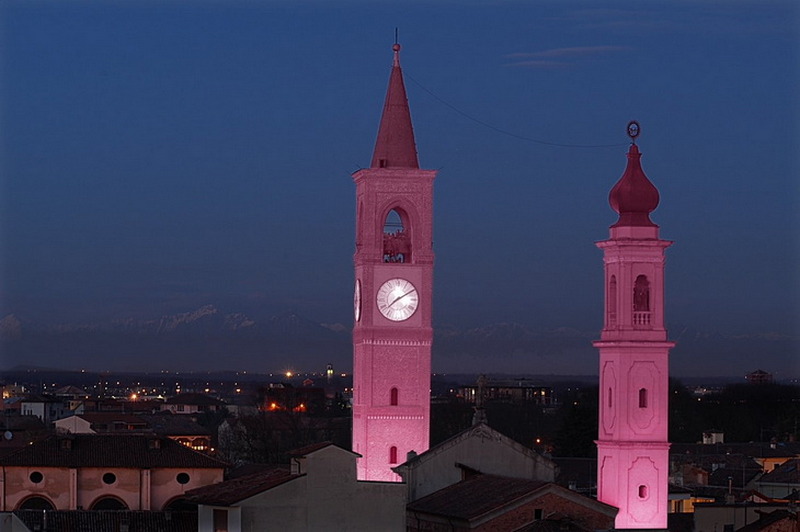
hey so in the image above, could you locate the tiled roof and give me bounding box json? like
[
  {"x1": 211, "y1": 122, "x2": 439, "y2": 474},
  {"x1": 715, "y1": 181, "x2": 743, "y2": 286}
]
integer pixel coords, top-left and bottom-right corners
[
  {"x1": 75, "y1": 412, "x2": 148, "y2": 425},
  {"x1": 185, "y1": 468, "x2": 298, "y2": 506},
  {"x1": 0, "y1": 414, "x2": 46, "y2": 431},
  {"x1": 288, "y1": 441, "x2": 335, "y2": 457},
  {"x1": 164, "y1": 393, "x2": 225, "y2": 406},
  {"x1": 759, "y1": 458, "x2": 800, "y2": 485},
  {"x1": 671, "y1": 442, "x2": 800, "y2": 460},
  {"x1": 708, "y1": 462, "x2": 763, "y2": 488},
  {"x1": 139, "y1": 414, "x2": 211, "y2": 436},
  {"x1": 407, "y1": 474, "x2": 550, "y2": 521},
  {"x1": 737, "y1": 509, "x2": 795, "y2": 532},
  {"x1": 0, "y1": 434, "x2": 226, "y2": 469},
  {"x1": 15, "y1": 509, "x2": 197, "y2": 532}
]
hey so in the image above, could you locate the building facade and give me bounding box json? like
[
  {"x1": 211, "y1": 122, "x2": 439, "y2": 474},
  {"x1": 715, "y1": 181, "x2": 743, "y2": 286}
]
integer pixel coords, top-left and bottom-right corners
[
  {"x1": 0, "y1": 434, "x2": 224, "y2": 512},
  {"x1": 351, "y1": 43, "x2": 437, "y2": 481}
]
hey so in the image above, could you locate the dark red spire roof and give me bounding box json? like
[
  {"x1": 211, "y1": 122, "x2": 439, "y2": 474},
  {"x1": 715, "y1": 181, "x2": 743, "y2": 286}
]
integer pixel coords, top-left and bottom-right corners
[
  {"x1": 609, "y1": 144, "x2": 660, "y2": 227},
  {"x1": 370, "y1": 44, "x2": 419, "y2": 169}
]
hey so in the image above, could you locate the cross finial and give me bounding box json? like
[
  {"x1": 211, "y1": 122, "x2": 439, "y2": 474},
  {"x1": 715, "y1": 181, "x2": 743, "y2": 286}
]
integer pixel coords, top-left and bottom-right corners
[{"x1": 627, "y1": 120, "x2": 641, "y2": 144}]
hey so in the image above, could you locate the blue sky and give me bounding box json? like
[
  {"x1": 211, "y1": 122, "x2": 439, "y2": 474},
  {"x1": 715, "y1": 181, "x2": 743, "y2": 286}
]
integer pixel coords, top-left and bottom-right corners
[{"x1": 1, "y1": 1, "x2": 797, "y2": 371}]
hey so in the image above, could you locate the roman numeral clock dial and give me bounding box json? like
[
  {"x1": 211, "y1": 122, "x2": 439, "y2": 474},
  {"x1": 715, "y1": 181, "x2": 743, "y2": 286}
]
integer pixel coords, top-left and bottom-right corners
[{"x1": 376, "y1": 278, "x2": 418, "y2": 322}]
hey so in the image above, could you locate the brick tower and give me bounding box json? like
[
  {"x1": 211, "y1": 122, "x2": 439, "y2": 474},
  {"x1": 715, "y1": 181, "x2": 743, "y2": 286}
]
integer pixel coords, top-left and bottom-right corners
[
  {"x1": 351, "y1": 44, "x2": 436, "y2": 481},
  {"x1": 594, "y1": 123, "x2": 674, "y2": 529}
]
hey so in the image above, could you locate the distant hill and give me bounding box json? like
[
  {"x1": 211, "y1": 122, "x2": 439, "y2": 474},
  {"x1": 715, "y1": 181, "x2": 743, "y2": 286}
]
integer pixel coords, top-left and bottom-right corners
[{"x1": 1, "y1": 307, "x2": 796, "y2": 377}]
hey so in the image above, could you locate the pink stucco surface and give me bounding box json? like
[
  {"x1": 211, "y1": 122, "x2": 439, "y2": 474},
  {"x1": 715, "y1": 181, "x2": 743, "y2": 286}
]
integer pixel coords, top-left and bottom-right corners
[
  {"x1": 352, "y1": 45, "x2": 436, "y2": 481},
  {"x1": 595, "y1": 143, "x2": 674, "y2": 529}
]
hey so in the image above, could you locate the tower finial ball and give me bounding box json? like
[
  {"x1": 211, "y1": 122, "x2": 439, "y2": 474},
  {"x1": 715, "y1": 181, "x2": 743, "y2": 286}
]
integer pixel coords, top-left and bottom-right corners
[{"x1": 393, "y1": 43, "x2": 401, "y2": 52}]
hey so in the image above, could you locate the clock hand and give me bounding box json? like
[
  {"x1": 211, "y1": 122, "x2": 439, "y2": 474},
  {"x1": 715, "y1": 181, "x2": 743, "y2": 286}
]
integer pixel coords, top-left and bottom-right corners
[{"x1": 388, "y1": 289, "x2": 417, "y2": 308}]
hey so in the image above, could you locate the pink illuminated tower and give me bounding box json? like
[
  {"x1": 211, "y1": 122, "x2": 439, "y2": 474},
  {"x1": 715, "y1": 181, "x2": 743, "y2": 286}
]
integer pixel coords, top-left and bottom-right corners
[
  {"x1": 594, "y1": 123, "x2": 674, "y2": 530},
  {"x1": 351, "y1": 43, "x2": 436, "y2": 481}
]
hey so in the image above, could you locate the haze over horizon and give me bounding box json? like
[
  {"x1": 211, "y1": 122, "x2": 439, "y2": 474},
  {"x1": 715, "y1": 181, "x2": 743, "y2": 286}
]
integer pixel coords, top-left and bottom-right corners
[{"x1": 1, "y1": 1, "x2": 797, "y2": 377}]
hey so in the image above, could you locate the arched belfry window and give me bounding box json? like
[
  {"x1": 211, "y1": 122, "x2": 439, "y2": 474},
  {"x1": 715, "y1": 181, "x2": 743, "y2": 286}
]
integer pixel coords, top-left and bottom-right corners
[
  {"x1": 633, "y1": 275, "x2": 651, "y2": 326},
  {"x1": 383, "y1": 209, "x2": 411, "y2": 263},
  {"x1": 608, "y1": 275, "x2": 617, "y2": 326},
  {"x1": 390, "y1": 387, "x2": 398, "y2": 406},
  {"x1": 633, "y1": 275, "x2": 650, "y2": 312}
]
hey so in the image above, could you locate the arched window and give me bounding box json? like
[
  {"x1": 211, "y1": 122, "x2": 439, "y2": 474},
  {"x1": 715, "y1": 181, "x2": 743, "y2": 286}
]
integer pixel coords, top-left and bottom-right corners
[
  {"x1": 608, "y1": 275, "x2": 617, "y2": 326},
  {"x1": 18, "y1": 496, "x2": 55, "y2": 511},
  {"x1": 383, "y1": 209, "x2": 411, "y2": 263},
  {"x1": 638, "y1": 388, "x2": 648, "y2": 408},
  {"x1": 90, "y1": 496, "x2": 128, "y2": 511},
  {"x1": 389, "y1": 446, "x2": 398, "y2": 464},
  {"x1": 633, "y1": 275, "x2": 650, "y2": 312},
  {"x1": 390, "y1": 387, "x2": 398, "y2": 406}
]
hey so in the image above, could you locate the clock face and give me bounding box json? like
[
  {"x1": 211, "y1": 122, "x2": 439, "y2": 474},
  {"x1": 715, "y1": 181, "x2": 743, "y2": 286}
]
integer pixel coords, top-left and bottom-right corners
[
  {"x1": 376, "y1": 278, "x2": 418, "y2": 322},
  {"x1": 354, "y1": 279, "x2": 361, "y2": 322}
]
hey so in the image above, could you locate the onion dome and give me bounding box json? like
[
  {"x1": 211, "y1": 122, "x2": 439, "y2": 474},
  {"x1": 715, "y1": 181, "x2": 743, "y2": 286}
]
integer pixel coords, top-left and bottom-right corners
[
  {"x1": 370, "y1": 43, "x2": 420, "y2": 169},
  {"x1": 609, "y1": 144, "x2": 660, "y2": 227}
]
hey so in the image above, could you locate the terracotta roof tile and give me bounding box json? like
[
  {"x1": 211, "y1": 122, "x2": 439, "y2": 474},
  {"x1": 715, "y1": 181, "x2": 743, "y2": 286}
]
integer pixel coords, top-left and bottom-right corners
[
  {"x1": 759, "y1": 458, "x2": 800, "y2": 484},
  {"x1": 408, "y1": 474, "x2": 549, "y2": 521},
  {"x1": 0, "y1": 434, "x2": 226, "y2": 469},
  {"x1": 185, "y1": 468, "x2": 299, "y2": 506}
]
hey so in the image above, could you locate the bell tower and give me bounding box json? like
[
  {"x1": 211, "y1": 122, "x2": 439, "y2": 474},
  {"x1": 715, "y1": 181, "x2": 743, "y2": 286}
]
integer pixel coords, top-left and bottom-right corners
[
  {"x1": 351, "y1": 43, "x2": 436, "y2": 481},
  {"x1": 594, "y1": 123, "x2": 674, "y2": 530}
]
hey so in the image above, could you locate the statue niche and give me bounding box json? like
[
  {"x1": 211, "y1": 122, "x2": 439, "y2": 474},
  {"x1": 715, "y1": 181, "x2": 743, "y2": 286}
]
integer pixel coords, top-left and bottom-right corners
[{"x1": 383, "y1": 208, "x2": 411, "y2": 263}]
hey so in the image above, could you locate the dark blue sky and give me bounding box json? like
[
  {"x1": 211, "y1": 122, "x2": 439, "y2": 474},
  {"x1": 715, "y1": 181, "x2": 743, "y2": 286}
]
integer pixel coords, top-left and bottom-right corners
[{"x1": 1, "y1": 1, "x2": 797, "y2": 372}]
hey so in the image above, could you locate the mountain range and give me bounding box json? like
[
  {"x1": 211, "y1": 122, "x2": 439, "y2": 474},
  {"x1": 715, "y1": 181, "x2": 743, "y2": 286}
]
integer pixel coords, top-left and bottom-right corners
[{"x1": 1, "y1": 306, "x2": 796, "y2": 378}]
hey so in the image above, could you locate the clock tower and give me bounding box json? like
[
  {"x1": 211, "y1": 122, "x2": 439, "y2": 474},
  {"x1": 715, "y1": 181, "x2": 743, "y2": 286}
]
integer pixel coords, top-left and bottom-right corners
[
  {"x1": 594, "y1": 123, "x2": 674, "y2": 530},
  {"x1": 351, "y1": 43, "x2": 436, "y2": 482}
]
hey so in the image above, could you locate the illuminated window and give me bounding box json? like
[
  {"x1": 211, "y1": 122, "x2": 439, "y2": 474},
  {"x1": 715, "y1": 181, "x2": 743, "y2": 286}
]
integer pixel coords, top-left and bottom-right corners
[
  {"x1": 639, "y1": 388, "x2": 648, "y2": 408},
  {"x1": 389, "y1": 446, "x2": 398, "y2": 464},
  {"x1": 390, "y1": 387, "x2": 398, "y2": 406}
]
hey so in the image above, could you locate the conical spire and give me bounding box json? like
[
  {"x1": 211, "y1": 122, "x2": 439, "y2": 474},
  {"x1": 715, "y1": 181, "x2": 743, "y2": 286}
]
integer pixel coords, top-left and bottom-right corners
[
  {"x1": 370, "y1": 44, "x2": 419, "y2": 169},
  {"x1": 609, "y1": 143, "x2": 660, "y2": 227}
]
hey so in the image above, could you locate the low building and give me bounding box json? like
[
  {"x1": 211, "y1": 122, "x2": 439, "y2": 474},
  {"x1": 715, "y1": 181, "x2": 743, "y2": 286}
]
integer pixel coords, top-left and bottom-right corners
[
  {"x1": 756, "y1": 458, "x2": 800, "y2": 499},
  {"x1": 160, "y1": 393, "x2": 226, "y2": 415},
  {"x1": 393, "y1": 422, "x2": 557, "y2": 502},
  {"x1": 459, "y1": 379, "x2": 554, "y2": 406},
  {"x1": 20, "y1": 395, "x2": 69, "y2": 425},
  {"x1": 186, "y1": 442, "x2": 406, "y2": 531},
  {"x1": 0, "y1": 434, "x2": 225, "y2": 511},
  {"x1": 54, "y1": 413, "x2": 148, "y2": 434}
]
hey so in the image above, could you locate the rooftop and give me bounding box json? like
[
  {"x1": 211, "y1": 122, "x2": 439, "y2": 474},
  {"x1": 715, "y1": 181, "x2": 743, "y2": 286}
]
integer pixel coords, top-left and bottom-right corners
[{"x1": 0, "y1": 434, "x2": 226, "y2": 469}]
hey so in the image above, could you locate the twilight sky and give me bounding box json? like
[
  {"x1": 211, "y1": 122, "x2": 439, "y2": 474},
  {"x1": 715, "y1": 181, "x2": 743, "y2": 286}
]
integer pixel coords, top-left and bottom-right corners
[{"x1": 1, "y1": 1, "x2": 797, "y2": 374}]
